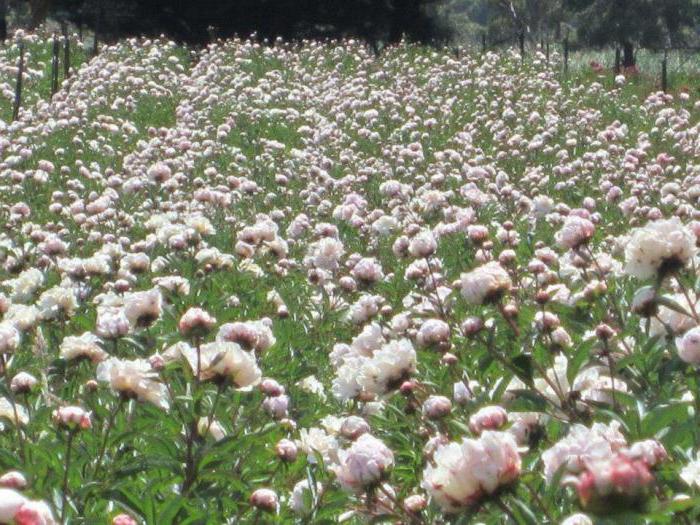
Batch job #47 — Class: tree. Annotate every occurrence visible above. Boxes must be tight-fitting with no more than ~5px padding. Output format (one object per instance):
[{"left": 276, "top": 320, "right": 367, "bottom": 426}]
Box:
[
  {"left": 0, "top": 0, "right": 7, "bottom": 41},
  {"left": 28, "top": 0, "right": 51, "bottom": 28},
  {"left": 567, "top": 0, "right": 699, "bottom": 67}
]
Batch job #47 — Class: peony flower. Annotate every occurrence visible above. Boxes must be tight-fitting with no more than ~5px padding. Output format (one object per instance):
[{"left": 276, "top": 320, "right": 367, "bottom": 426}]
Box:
[
  {"left": 275, "top": 439, "right": 298, "bottom": 462},
  {"left": 96, "top": 358, "right": 169, "bottom": 409},
  {"left": 416, "top": 319, "right": 450, "bottom": 348},
  {"left": 52, "top": 406, "right": 92, "bottom": 430},
  {"left": 10, "top": 372, "right": 37, "bottom": 394},
  {"left": 0, "top": 488, "right": 27, "bottom": 524},
  {"left": 0, "top": 322, "right": 20, "bottom": 354},
  {"left": 112, "top": 514, "right": 138, "bottom": 525},
  {"left": 96, "top": 306, "right": 130, "bottom": 339},
  {"left": 178, "top": 308, "right": 217, "bottom": 336},
  {"left": 297, "top": 427, "right": 339, "bottom": 465},
  {"left": 676, "top": 327, "right": 700, "bottom": 364},
  {"left": 289, "top": 480, "right": 322, "bottom": 516},
  {"left": 185, "top": 342, "right": 261, "bottom": 389},
  {"left": 422, "top": 396, "right": 452, "bottom": 419},
  {"left": 197, "top": 417, "right": 226, "bottom": 441},
  {"left": 60, "top": 332, "right": 108, "bottom": 363},
  {"left": 421, "top": 431, "right": 521, "bottom": 512},
  {"left": 556, "top": 216, "right": 595, "bottom": 250},
  {"left": 560, "top": 514, "right": 593, "bottom": 525},
  {"left": 331, "top": 434, "right": 394, "bottom": 492},
  {"left": 350, "top": 257, "right": 384, "bottom": 284},
  {"left": 0, "top": 398, "right": 28, "bottom": 426},
  {"left": 408, "top": 230, "right": 437, "bottom": 258},
  {"left": 459, "top": 262, "right": 511, "bottom": 305},
  {"left": 0, "top": 471, "right": 27, "bottom": 490},
  {"left": 624, "top": 218, "right": 696, "bottom": 279},
  {"left": 13, "top": 499, "right": 56, "bottom": 525},
  {"left": 216, "top": 320, "right": 276, "bottom": 353},
  {"left": 542, "top": 421, "right": 626, "bottom": 484},
  {"left": 123, "top": 289, "right": 162, "bottom": 328},
  {"left": 680, "top": 453, "right": 700, "bottom": 488},
  {"left": 249, "top": 488, "right": 278, "bottom": 513},
  {"left": 575, "top": 454, "right": 653, "bottom": 513}
]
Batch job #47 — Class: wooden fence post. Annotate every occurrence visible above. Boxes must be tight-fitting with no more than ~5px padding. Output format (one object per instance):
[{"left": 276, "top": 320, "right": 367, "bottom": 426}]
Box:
[
  {"left": 614, "top": 47, "right": 621, "bottom": 74},
  {"left": 63, "top": 31, "right": 70, "bottom": 79},
  {"left": 519, "top": 31, "right": 525, "bottom": 63},
  {"left": 563, "top": 37, "right": 569, "bottom": 75},
  {"left": 12, "top": 41, "right": 24, "bottom": 121},
  {"left": 51, "top": 34, "right": 59, "bottom": 96},
  {"left": 482, "top": 33, "right": 486, "bottom": 54},
  {"left": 546, "top": 38, "right": 550, "bottom": 65},
  {"left": 661, "top": 48, "right": 668, "bottom": 93}
]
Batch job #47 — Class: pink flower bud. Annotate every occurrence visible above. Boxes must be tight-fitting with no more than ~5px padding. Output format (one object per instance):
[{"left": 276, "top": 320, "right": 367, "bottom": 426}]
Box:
[
  {"left": 340, "top": 416, "right": 370, "bottom": 440},
  {"left": 275, "top": 439, "right": 298, "bottom": 462},
  {"left": 422, "top": 396, "right": 452, "bottom": 420},
  {"left": 259, "top": 378, "right": 285, "bottom": 397},
  {"left": 250, "top": 488, "right": 278, "bottom": 513},
  {"left": 112, "top": 514, "right": 138, "bottom": 525},
  {"left": 469, "top": 405, "right": 508, "bottom": 434},
  {"left": 403, "top": 494, "right": 427, "bottom": 513},
  {"left": 0, "top": 471, "right": 27, "bottom": 489},
  {"left": 178, "top": 308, "right": 217, "bottom": 336}
]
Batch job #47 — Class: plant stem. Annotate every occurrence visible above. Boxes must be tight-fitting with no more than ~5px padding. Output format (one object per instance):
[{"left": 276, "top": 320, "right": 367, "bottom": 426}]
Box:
[
  {"left": 61, "top": 430, "right": 75, "bottom": 524},
  {"left": 93, "top": 398, "right": 124, "bottom": 477}
]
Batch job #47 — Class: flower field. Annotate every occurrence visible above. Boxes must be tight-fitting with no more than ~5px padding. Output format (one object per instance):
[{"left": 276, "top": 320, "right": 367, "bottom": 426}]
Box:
[{"left": 0, "top": 32, "right": 700, "bottom": 524}]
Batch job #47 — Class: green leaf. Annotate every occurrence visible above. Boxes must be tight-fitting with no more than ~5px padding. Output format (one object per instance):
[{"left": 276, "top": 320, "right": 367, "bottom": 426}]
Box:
[{"left": 511, "top": 354, "right": 534, "bottom": 384}]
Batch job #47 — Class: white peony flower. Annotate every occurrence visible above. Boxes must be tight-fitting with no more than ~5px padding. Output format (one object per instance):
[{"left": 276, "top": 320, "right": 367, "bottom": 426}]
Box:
[
  {"left": 624, "top": 218, "right": 696, "bottom": 279},
  {"left": 96, "top": 357, "right": 170, "bottom": 410},
  {"left": 60, "top": 332, "right": 108, "bottom": 362},
  {"left": 184, "top": 342, "right": 261, "bottom": 389},
  {"left": 460, "top": 262, "right": 511, "bottom": 305}
]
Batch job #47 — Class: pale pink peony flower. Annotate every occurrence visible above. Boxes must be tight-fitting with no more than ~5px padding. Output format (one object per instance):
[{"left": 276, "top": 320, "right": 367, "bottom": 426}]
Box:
[
  {"left": 555, "top": 216, "right": 595, "bottom": 250},
  {"left": 332, "top": 434, "right": 394, "bottom": 492},
  {"left": 416, "top": 319, "right": 450, "bottom": 348},
  {"left": 13, "top": 499, "right": 56, "bottom": 525},
  {"left": 421, "top": 431, "right": 521, "bottom": 512},
  {"left": 408, "top": 230, "right": 437, "bottom": 258},
  {"left": 52, "top": 406, "right": 92, "bottom": 430},
  {"left": 575, "top": 454, "right": 653, "bottom": 512}
]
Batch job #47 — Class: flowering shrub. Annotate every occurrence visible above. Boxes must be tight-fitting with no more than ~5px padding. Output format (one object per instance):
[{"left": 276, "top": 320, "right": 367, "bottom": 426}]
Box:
[{"left": 0, "top": 30, "right": 699, "bottom": 523}]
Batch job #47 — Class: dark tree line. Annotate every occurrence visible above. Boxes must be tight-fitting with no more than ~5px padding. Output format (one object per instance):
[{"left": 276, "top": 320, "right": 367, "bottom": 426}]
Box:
[
  {"left": 3, "top": 0, "right": 449, "bottom": 46},
  {"left": 1, "top": 0, "right": 699, "bottom": 66}
]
